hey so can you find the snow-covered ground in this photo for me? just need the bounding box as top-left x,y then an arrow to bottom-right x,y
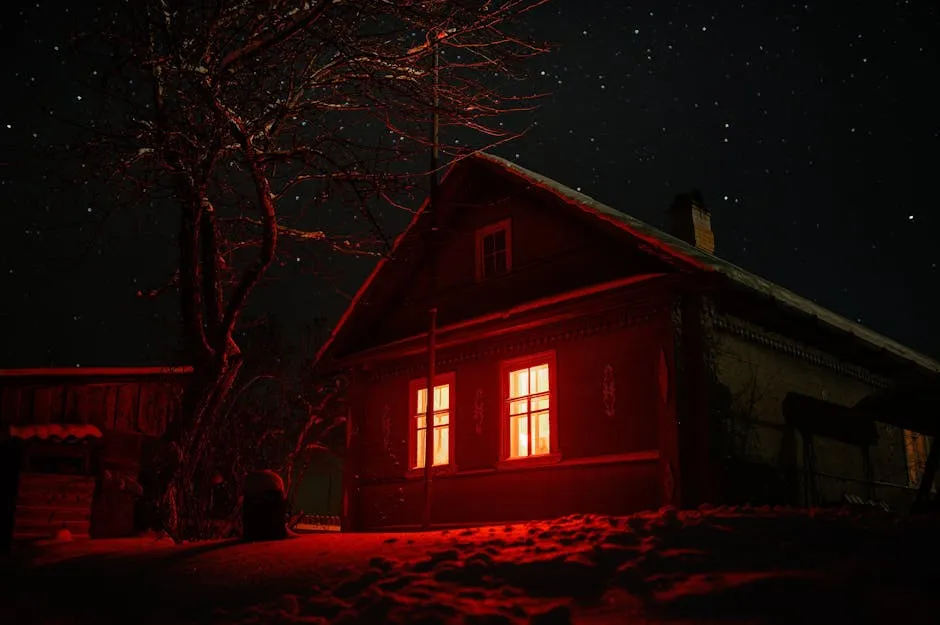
3,505 -> 938,625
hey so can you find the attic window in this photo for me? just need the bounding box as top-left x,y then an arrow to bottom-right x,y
475,219 -> 512,280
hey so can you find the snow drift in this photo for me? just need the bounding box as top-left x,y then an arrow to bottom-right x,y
4,505 -> 938,625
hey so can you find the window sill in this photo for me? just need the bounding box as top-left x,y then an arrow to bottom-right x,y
496,452 -> 562,471
405,465 -> 457,480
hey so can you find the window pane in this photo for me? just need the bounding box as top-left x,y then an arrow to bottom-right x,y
418,384 -> 450,414
416,415 -> 426,430
531,395 -> 549,412
483,234 -> 495,255
531,364 -> 550,394
533,411 -> 551,455
417,388 -> 427,414
493,230 -> 506,252
433,411 -> 449,426
433,425 -> 449,466
509,368 -> 529,398
509,415 -> 529,458
434,384 -> 449,411
483,254 -> 497,278
415,428 -> 427,468
509,398 -> 528,416
494,250 -> 507,275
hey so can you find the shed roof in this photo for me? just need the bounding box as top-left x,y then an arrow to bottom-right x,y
9,424 -> 104,442
0,366 -> 193,379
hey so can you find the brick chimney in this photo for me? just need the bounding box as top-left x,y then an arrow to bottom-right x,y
668,190 -> 715,254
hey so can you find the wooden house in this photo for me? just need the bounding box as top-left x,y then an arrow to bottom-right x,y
0,366 -> 189,545
315,153 -> 939,531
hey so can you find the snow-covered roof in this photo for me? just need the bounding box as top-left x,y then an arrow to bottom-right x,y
9,423 -> 104,442
475,152 -> 940,375
317,152 -> 940,375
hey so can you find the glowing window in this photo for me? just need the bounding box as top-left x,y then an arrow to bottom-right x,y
505,360 -> 552,459
476,219 -> 512,280
904,429 -> 931,487
413,380 -> 452,469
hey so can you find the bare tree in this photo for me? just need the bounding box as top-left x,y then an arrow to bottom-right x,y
70,0 -> 549,538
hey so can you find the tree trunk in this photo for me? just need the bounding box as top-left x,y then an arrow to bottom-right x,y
158,349 -> 242,540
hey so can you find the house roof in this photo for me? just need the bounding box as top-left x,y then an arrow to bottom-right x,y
475,153 -> 940,375
317,152 -> 940,375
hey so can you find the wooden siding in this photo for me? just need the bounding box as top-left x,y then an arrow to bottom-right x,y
347,298 -> 677,530
0,378 -> 181,437
1,373 -> 187,542
13,473 -> 95,540
710,327 -> 913,510
358,455 -> 661,530
334,166 -> 673,358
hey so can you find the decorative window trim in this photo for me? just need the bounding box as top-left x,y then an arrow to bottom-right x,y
406,371 -> 456,477
499,350 -> 558,463
405,464 -> 457,479
475,218 -> 512,281
712,313 -> 890,387
361,305 -> 665,382
602,363 -> 616,418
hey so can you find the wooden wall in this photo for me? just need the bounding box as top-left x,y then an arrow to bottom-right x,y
0,377 -> 181,437
709,326 -> 913,510
358,458 -> 662,530
13,473 -> 95,541
1,374 -> 187,541
337,162 -> 674,357
348,304 -> 676,530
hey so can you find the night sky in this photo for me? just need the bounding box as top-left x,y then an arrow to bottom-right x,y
2,1 -> 939,368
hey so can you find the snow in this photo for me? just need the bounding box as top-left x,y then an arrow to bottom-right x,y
244,470 -> 285,497
8,423 -> 103,441
3,505 -> 938,624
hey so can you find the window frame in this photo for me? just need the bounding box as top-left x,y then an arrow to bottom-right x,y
474,218 -> 513,281
407,371 -> 457,476
498,350 -> 560,468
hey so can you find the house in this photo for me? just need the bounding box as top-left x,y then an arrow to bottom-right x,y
0,366 -> 190,545
315,153 -> 939,531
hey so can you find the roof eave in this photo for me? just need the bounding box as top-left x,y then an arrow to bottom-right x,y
312,159 -> 470,370
335,272 -> 672,367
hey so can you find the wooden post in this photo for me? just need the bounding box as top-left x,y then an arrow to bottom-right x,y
421,33 -> 442,531
913,437 -> 939,507
341,394 -> 357,531
421,308 -> 438,530
657,344 -> 681,507
677,295 -> 712,507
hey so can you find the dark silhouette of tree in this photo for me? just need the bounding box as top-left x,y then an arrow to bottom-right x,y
71,0 -> 550,538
